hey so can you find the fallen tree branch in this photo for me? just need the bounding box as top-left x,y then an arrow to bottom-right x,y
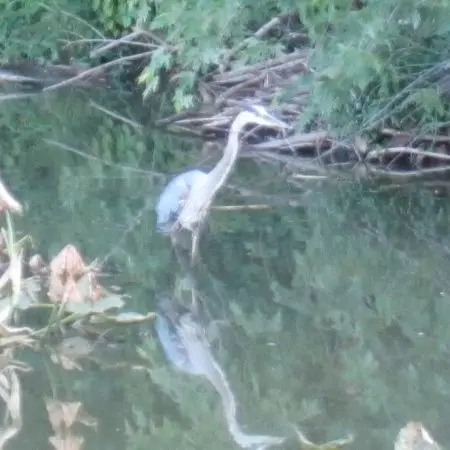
212,51 -> 308,84
0,175 -> 23,215
44,139 -> 164,178
215,73 -> 267,107
43,51 -> 152,92
220,13 -> 299,71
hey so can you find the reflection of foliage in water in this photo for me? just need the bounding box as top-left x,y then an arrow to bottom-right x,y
1,92 -> 450,449
125,187 -> 450,450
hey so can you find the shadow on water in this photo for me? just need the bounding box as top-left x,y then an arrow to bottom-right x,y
2,87 -> 450,450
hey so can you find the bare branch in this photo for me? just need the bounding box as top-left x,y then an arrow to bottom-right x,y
43,52 -> 152,92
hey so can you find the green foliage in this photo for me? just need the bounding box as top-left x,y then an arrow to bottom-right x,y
117,181 -> 450,450
135,0 -> 291,111
2,0 -> 450,136
301,0 -> 450,134
2,83 -> 450,449
4,0 -> 450,134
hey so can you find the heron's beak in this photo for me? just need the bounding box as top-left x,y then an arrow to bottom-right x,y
263,113 -> 292,131
272,116 -> 292,130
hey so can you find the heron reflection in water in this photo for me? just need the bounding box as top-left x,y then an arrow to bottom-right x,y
155,105 -> 291,235
155,296 -> 286,450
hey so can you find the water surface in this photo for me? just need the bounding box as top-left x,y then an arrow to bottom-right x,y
2,88 -> 450,450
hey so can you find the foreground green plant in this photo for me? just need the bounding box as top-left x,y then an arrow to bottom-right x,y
301,1 -> 450,135
129,0 -> 450,134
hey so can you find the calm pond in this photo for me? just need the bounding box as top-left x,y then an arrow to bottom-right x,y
2,88 -> 450,450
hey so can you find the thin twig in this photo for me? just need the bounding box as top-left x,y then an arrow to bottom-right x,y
248,131 -> 329,152
43,52 -> 152,92
0,175 -> 23,214
215,73 -> 267,107
139,29 -> 177,51
251,151 -> 325,172
213,51 -> 306,83
89,101 -> 143,130
43,139 -> 164,178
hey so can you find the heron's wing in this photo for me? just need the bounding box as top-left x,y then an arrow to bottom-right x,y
155,170 -> 207,229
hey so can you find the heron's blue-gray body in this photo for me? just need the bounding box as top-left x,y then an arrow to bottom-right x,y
155,169 -> 207,233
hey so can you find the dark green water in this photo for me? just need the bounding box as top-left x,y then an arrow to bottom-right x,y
2,89 -> 450,450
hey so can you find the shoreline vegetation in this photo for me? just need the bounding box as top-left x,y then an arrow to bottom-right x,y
1,4 -> 450,191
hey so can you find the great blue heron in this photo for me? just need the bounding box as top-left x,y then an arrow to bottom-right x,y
155,105 -> 291,233
154,294 -> 203,374
154,297 -> 286,449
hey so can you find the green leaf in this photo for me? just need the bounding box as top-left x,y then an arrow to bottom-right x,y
178,71 -> 196,90
403,88 -> 445,116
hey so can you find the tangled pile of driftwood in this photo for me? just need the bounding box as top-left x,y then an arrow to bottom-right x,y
155,47 -> 450,191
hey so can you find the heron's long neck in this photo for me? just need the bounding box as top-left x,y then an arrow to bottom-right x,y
224,130 -> 240,166
180,322 -> 285,449
207,117 -> 246,188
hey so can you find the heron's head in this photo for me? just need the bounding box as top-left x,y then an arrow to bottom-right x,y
234,104 -> 292,132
